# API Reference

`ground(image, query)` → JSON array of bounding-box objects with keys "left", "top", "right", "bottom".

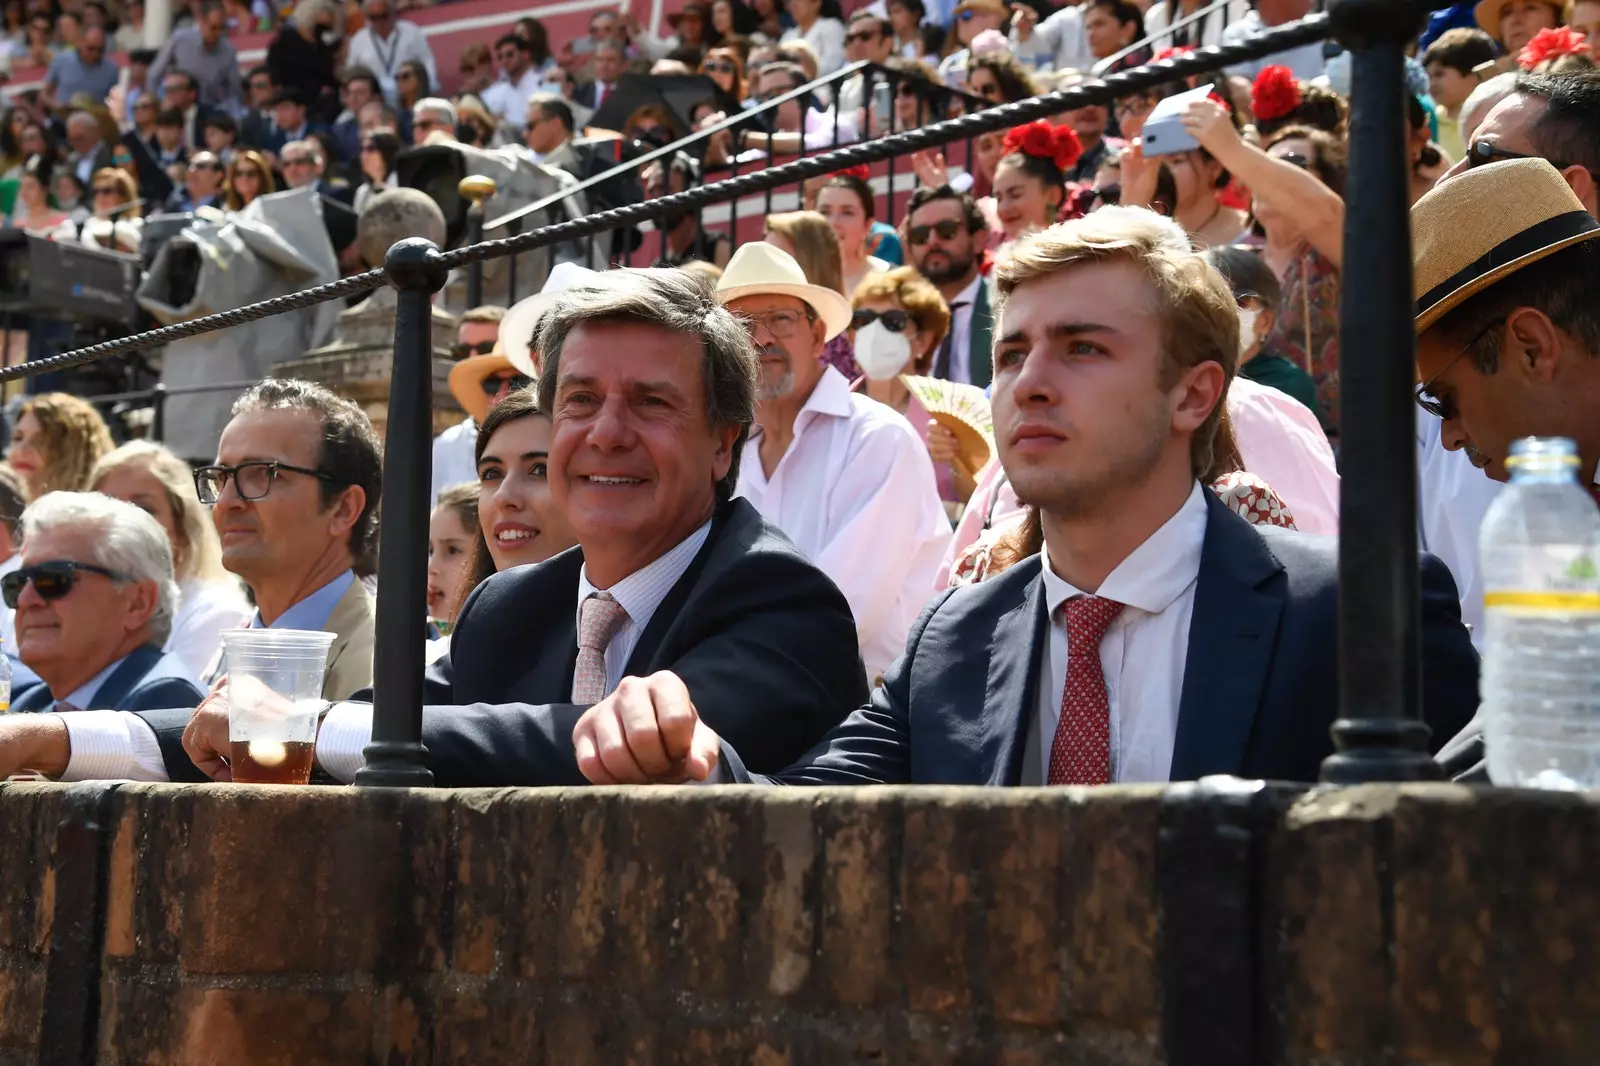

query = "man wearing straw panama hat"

[
  {"left": 1411, "top": 157, "right": 1600, "bottom": 485},
  {"left": 715, "top": 242, "right": 952, "bottom": 683}
]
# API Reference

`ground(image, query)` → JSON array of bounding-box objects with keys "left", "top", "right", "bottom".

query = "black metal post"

[
  {"left": 356, "top": 236, "right": 445, "bottom": 788},
  {"left": 150, "top": 382, "right": 166, "bottom": 442},
  {"left": 1320, "top": 0, "right": 1439, "bottom": 784},
  {"left": 464, "top": 201, "right": 485, "bottom": 309}
]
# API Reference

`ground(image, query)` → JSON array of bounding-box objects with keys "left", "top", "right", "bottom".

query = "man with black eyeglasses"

[
  {"left": 5, "top": 492, "right": 203, "bottom": 716},
  {"left": 188, "top": 380, "right": 381, "bottom": 705},
  {"left": 837, "top": 11, "right": 895, "bottom": 115},
  {"left": 902, "top": 184, "right": 994, "bottom": 389},
  {"left": 1441, "top": 69, "right": 1600, "bottom": 216}
]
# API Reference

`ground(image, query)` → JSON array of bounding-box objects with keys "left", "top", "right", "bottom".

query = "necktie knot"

[
  {"left": 1063, "top": 595, "right": 1124, "bottom": 647},
  {"left": 578, "top": 593, "right": 629, "bottom": 652}
]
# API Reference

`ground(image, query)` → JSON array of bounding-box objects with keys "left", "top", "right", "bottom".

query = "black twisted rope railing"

[{"left": 10, "top": 11, "right": 1329, "bottom": 386}]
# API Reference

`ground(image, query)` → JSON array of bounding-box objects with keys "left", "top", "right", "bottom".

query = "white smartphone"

[{"left": 1140, "top": 83, "right": 1213, "bottom": 157}]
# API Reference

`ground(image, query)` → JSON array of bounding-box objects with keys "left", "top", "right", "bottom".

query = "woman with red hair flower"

[{"left": 990, "top": 119, "right": 1080, "bottom": 248}]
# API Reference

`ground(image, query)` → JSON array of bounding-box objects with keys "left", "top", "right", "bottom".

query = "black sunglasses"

[
  {"left": 703, "top": 59, "right": 736, "bottom": 73},
  {"left": 451, "top": 339, "right": 497, "bottom": 358},
  {"left": 2, "top": 560, "right": 131, "bottom": 609},
  {"left": 481, "top": 372, "right": 532, "bottom": 397},
  {"left": 1414, "top": 321, "right": 1500, "bottom": 422},
  {"left": 851, "top": 308, "right": 912, "bottom": 332},
  {"left": 907, "top": 218, "right": 963, "bottom": 244},
  {"left": 844, "top": 30, "right": 880, "bottom": 43}
]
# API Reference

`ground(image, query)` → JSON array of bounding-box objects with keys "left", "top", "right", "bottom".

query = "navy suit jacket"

[
  {"left": 721, "top": 492, "right": 1481, "bottom": 786},
  {"left": 14, "top": 645, "right": 203, "bottom": 715},
  {"left": 134, "top": 498, "right": 867, "bottom": 785}
]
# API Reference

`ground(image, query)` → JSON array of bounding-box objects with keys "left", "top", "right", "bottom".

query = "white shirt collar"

[
  {"left": 1039, "top": 480, "right": 1208, "bottom": 617},
  {"left": 65, "top": 655, "right": 126, "bottom": 710},
  {"left": 575, "top": 518, "right": 714, "bottom": 629},
  {"left": 953, "top": 271, "right": 982, "bottom": 308}
]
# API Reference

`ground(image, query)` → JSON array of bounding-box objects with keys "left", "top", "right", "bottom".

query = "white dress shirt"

[
  {"left": 431, "top": 416, "right": 479, "bottom": 507},
  {"left": 1222, "top": 12, "right": 1328, "bottom": 82},
  {"left": 1021, "top": 481, "right": 1208, "bottom": 785},
  {"left": 481, "top": 68, "right": 544, "bottom": 124},
  {"left": 943, "top": 272, "right": 983, "bottom": 388},
  {"left": 783, "top": 18, "right": 847, "bottom": 75},
  {"left": 1009, "top": 6, "right": 1094, "bottom": 75},
  {"left": 1416, "top": 409, "right": 1501, "bottom": 650},
  {"left": 1142, "top": 0, "right": 1251, "bottom": 51},
  {"left": 736, "top": 366, "right": 951, "bottom": 680},
  {"left": 164, "top": 576, "right": 251, "bottom": 681},
  {"left": 1226, "top": 376, "right": 1340, "bottom": 537},
  {"left": 344, "top": 19, "right": 437, "bottom": 104}
]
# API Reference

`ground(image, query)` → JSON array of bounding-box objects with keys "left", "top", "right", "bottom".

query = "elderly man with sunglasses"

[
  {"left": 1441, "top": 69, "right": 1600, "bottom": 216},
  {"left": 6, "top": 493, "right": 202, "bottom": 716}
]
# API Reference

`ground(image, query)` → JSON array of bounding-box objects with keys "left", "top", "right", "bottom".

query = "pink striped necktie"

[{"left": 572, "top": 592, "right": 629, "bottom": 705}]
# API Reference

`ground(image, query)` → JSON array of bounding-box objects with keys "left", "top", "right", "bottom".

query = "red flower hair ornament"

[
  {"left": 1001, "top": 119, "right": 1082, "bottom": 172},
  {"left": 1153, "top": 45, "right": 1194, "bottom": 62},
  {"left": 832, "top": 163, "right": 871, "bottom": 181},
  {"left": 1250, "top": 65, "right": 1302, "bottom": 122},
  {"left": 1519, "top": 26, "right": 1589, "bottom": 70}
]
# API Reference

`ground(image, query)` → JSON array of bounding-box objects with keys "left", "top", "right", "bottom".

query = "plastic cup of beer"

[{"left": 220, "top": 629, "right": 334, "bottom": 784}]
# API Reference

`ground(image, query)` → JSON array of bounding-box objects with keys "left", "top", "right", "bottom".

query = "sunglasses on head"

[
  {"left": 907, "top": 218, "right": 963, "bottom": 244},
  {"left": 851, "top": 308, "right": 912, "bottom": 332},
  {"left": 482, "top": 372, "right": 532, "bottom": 396},
  {"left": 1, "top": 560, "right": 130, "bottom": 609}
]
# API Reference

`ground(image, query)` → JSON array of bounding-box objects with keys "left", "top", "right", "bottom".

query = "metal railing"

[
  {"left": 463, "top": 60, "right": 985, "bottom": 305},
  {"left": 0, "top": 4, "right": 1439, "bottom": 788}
]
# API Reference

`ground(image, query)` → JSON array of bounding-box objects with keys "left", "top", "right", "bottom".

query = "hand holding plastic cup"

[{"left": 220, "top": 629, "right": 334, "bottom": 784}]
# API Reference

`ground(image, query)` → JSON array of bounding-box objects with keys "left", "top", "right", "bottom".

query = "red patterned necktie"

[
  {"left": 573, "top": 592, "right": 629, "bottom": 705},
  {"left": 1047, "top": 595, "right": 1126, "bottom": 786}
]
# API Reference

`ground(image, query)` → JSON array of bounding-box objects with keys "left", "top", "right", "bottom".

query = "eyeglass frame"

[
  {"left": 193, "top": 460, "right": 340, "bottom": 505},
  {"left": 1413, "top": 320, "right": 1503, "bottom": 422},
  {"left": 736, "top": 306, "right": 817, "bottom": 339},
  {"left": 1, "top": 559, "right": 134, "bottom": 609}
]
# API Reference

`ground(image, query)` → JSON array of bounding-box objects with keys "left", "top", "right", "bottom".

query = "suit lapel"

[
  {"left": 88, "top": 646, "right": 163, "bottom": 711},
  {"left": 981, "top": 562, "right": 1048, "bottom": 785},
  {"left": 523, "top": 549, "right": 584, "bottom": 702},
  {"left": 1168, "top": 494, "right": 1286, "bottom": 780},
  {"left": 624, "top": 507, "right": 730, "bottom": 678},
  {"left": 969, "top": 279, "right": 993, "bottom": 391},
  {"left": 321, "top": 580, "right": 369, "bottom": 680}
]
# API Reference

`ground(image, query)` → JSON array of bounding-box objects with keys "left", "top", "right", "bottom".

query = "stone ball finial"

[{"left": 357, "top": 187, "right": 447, "bottom": 270}]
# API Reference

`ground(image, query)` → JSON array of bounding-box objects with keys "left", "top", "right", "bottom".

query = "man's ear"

[
  {"left": 1561, "top": 163, "right": 1599, "bottom": 217},
  {"left": 1505, "top": 305, "right": 1565, "bottom": 384}
]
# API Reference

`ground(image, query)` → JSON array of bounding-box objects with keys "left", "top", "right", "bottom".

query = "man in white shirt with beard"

[{"left": 717, "top": 243, "right": 951, "bottom": 682}]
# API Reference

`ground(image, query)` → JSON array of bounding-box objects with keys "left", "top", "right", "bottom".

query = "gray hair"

[
  {"left": 1460, "top": 71, "right": 1517, "bottom": 144},
  {"left": 534, "top": 268, "right": 758, "bottom": 503},
  {"left": 413, "top": 96, "right": 457, "bottom": 127},
  {"left": 21, "top": 491, "right": 179, "bottom": 646}
]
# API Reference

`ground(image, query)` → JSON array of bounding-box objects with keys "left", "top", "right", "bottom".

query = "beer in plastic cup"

[{"left": 221, "top": 629, "right": 335, "bottom": 784}]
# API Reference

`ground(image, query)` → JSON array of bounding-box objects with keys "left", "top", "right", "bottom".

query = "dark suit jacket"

[
  {"left": 186, "top": 104, "right": 225, "bottom": 156},
  {"left": 721, "top": 492, "right": 1481, "bottom": 785},
  {"left": 135, "top": 499, "right": 867, "bottom": 785},
  {"left": 14, "top": 645, "right": 203, "bottom": 714},
  {"left": 968, "top": 276, "right": 993, "bottom": 391}
]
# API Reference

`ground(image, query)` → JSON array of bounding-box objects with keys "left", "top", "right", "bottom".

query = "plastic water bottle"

[{"left": 1480, "top": 437, "right": 1600, "bottom": 788}]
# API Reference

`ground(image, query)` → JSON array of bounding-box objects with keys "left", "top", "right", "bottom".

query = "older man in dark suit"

[
  {"left": 0, "top": 270, "right": 866, "bottom": 784},
  {"left": 7, "top": 493, "right": 203, "bottom": 717},
  {"left": 571, "top": 210, "right": 1480, "bottom": 787}
]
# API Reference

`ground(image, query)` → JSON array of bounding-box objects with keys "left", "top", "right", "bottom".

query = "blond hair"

[
  {"left": 851, "top": 266, "right": 952, "bottom": 374},
  {"left": 15, "top": 393, "right": 115, "bottom": 499},
  {"left": 91, "top": 440, "right": 229, "bottom": 585},
  {"left": 765, "top": 210, "right": 845, "bottom": 295},
  {"left": 994, "top": 207, "right": 1240, "bottom": 478}
]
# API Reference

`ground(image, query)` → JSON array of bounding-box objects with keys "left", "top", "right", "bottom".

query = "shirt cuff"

[
  {"left": 315, "top": 701, "right": 374, "bottom": 784},
  {"left": 59, "top": 710, "right": 170, "bottom": 782}
]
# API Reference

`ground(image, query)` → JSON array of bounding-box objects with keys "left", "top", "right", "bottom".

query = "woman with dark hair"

[
  {"left": 267, "top": 0, "right": 342, "bottom": 124},
  {"left": 1084, "top": 0, "right": 1150, "bottom": 72},
  {"left": 963, "top": 51, "right": 1036, "bottom": 105},
  {"left": 5, "top": 157, "right": 66, "bottom": 234},
  {"left": 450, "top": 391, "right": 579, "bottom": 620},
  {"left": 711, "top": 0, "right": 761, "bottom": 39},
  {"left": 886, "top": 0, "right": 927, "bottom": 58},
  {"left": 990, "top": 119, "right": 1078, "bottom": 247},
  {"left": 0, "top": 107, "right": 24, "bottom": 176},
  {"left": 749, "top": 0, "right": 792, "bottom": 40},
  {"left": 781, "top": 0, "right": 845, "bottom": 74},
  {"left": 353, "top": 128, "right": 401, "bottom": 214},
  {"left": 700, "top": 44, "right": 747, "bottom": 110},
  {"left": 224, "top": 149, "right": 277, "bottom": 210},
  {"left": 816, "top": 172, "right": 890, "bottom": 296},
  {"left": 516, "top": 16, "right": 557, "bottom": 76},
  {"left": 395, "top": 59, "right": 431, "bottom": 115}
]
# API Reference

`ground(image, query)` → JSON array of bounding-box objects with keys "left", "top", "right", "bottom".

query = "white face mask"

[
  {"left": 1237, "top": 306, "right": 1258, "bottom": 357},
  {"left": 853, "top": 319, "right": 913, "bottom": 380}
]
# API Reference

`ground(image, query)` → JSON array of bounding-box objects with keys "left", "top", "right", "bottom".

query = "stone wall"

[{"left": 0, "top": 780, "right": 1596, "bottom": 1064}]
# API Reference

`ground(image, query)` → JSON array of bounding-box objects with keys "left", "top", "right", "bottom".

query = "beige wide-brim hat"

[
  {"left": 448, "top": 349, "right": 514, "bottom": 422},
  {"left": 1474, "top": 0, "right": 1562, "bottom": 43},
  {"left": 714, "top": 242, "right": 853, "bottom": 341},
  {"left": 501, "top": 262, "right": 602, "bottom": 378},
  {"left": 1412, "top": 157, "right": 1600, "bottom": 334}
]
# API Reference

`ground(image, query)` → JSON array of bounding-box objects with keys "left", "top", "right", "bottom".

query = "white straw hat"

[
  {"left": 500, "top": 262, "right": 601, "bottom": 378},
  {"left": 714, "top": 242, "right": 854, "bottom": 341}
]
